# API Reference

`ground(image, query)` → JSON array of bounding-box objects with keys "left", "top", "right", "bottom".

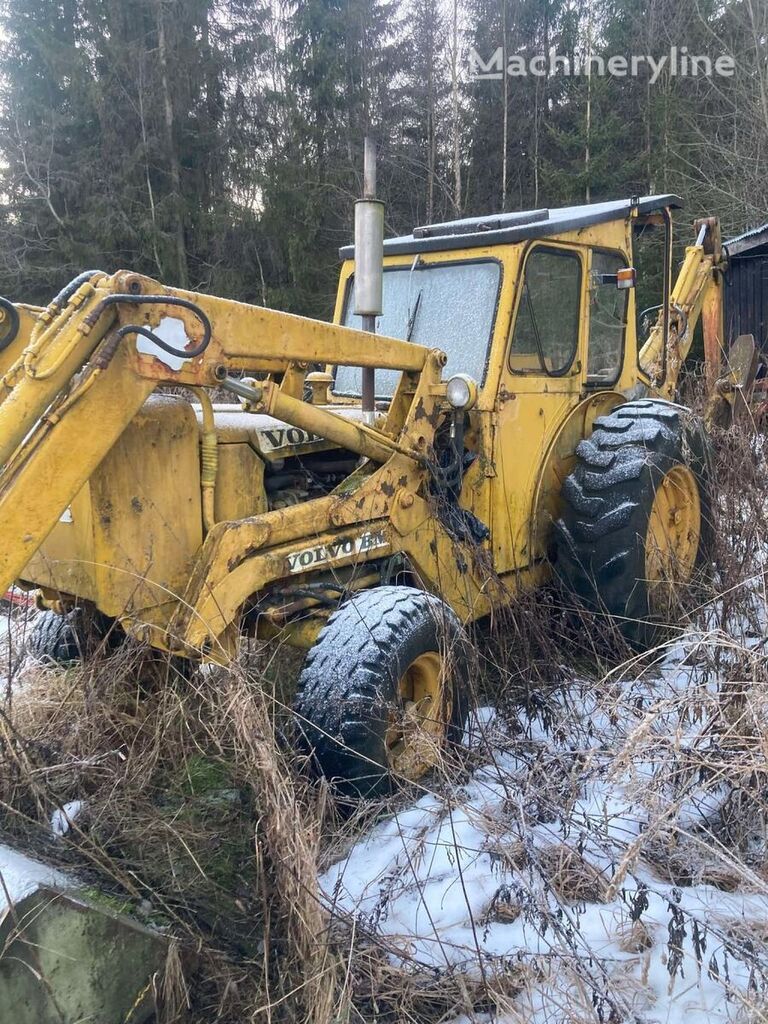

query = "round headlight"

[{"left": 446, "top": 373, "right": 478, "bottom": 411}]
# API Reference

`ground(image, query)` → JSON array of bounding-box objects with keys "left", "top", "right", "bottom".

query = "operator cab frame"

[{"left": 332, "top": 194, "right": 680, "bottom": 408}]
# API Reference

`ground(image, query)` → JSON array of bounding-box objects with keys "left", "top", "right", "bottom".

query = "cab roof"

[{"left": 339, "top": 194, "right": 683, "bottom": 259}]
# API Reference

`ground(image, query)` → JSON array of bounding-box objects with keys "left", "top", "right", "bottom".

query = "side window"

[
  {"left": 509, "top": 247, "right": 581, "bottom": 375},
  {"left": 587, "top": 251, "right": 627, "bottom": 385}
]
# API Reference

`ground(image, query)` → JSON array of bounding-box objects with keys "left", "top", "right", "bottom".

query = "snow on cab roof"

[{"left": 339, "top": 194, "right": 683, "bottom": 259}]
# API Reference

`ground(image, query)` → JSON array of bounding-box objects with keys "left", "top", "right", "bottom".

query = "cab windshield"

[{"left": 334, "top": 258, "right": 501, "bottom": 398}]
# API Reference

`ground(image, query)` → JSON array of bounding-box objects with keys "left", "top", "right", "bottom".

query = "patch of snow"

[
  {"left": 322, "top": 617, "right": 768, "bottom": 1021},
  {"left": 461, "top": 705, "right": 506, "bottom": 748},
  {"left": 0, "top": 843, "right": 70, "bottom": 908},
  {"left": 51, "top": 800, "right": 87, "bottom": 838}
]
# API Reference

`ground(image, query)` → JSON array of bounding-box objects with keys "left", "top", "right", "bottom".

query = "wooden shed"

[{"left": 724, "top": 224, "right": 768, "bottom": 352}]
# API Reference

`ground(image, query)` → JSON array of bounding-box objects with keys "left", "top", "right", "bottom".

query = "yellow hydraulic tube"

[
  {"left": 193, "top": 387, "right": 218, "bottom": 534},
  {"left": 24, "top": 277, "right": 105, "bottom": 380},
  {"left": 258, "top": 380, "right": 417, "bottom": 465}
]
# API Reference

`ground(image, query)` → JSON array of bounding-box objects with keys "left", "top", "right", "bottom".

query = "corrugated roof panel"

[{"left": 724, "top": 223, "right": 768, "bottom": 257}]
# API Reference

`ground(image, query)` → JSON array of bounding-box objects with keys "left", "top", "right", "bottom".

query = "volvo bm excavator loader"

[{"left": 0, "top": 193, "right": 743, "bottom": 799}]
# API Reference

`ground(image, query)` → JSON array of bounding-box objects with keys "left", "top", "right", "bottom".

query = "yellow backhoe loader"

[
  {"left": 3, "top": 177, "right": 759, "bottom": 1024},
  {"left": 0, "top": 192, "right": 745, "bottom": 800}
]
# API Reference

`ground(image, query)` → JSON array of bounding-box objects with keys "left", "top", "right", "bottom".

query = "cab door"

[{"left": 491, "top": 242, "right": 588, "bottom": 575}]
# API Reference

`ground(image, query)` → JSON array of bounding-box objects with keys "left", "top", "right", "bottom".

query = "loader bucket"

[{"left": 0, "top": 844, "right": 167, "bottom": 1024}]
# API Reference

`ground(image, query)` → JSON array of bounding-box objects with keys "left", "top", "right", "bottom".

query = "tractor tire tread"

[
  {"left": 294, "top": 585, "right": 468, "bottom": 798},
  {"left": 554, "top": 398, "right": 713, "bottom": 646}
]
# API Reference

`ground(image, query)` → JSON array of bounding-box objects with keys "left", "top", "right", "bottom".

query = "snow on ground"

[
  {"left": 321, "top": 630, "right": 768, "bottom": 1023},
  {"left": 0, "top": 597, "right": 37, "bottom": 691},
  {"left": 0, "top": 601, "right": 67, "bottom": 913},
  {"left": 0, "top": 843, "right": 70, "bottom": 908}
]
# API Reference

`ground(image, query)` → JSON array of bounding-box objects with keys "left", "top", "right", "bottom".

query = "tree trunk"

[
  {"left": 156, "top": 0, "right": 188, "bottom": 289},
  {"left": 451, "top": 0, "right": 461, "bottom": 215}
]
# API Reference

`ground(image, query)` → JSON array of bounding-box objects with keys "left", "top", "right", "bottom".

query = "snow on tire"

[
  {"left": 554, "top": 398, "right": 714, "bottom": 647},
  {"left": 293, "top": 585, "right": 470, "bottom": 799}
]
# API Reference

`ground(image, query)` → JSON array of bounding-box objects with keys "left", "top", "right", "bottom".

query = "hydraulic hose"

[
  {"left": 86, "top": 293, "right": 212, "bottom": 362},
  {"left": 29, "top": 292, "right": 212, "bottom": 381},
  {"left": 192, "top": 387, "right": 218, "bottom": 533},
  {"left": 52, "top": 270, "right": 104, "bottom": 310}
]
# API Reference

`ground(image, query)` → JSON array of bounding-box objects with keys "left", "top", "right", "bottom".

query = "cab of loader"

[{"left": 330, "top": 195, "right": 683, "bottom": 575}]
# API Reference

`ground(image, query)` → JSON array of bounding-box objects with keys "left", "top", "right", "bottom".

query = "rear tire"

[
  {"left": 27, "top": 608, "right": 123, "bottom": 665},
  {"left": 294, "top": 585, "right": 469, "bottom": 799},
  {"left": 554, "top": 399, "right": 713, "bottom": 647}
]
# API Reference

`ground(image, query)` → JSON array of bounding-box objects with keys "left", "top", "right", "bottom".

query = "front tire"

[
  {"left": 554, "top": 399, "right": 713, "bottom": 646},
  {"left": 294, "top": 586, "right": 469, "bottom": 799}
]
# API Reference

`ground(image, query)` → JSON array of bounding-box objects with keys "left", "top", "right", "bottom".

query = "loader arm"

[
  {"left": 0, "top": 270, "right": 443, "bottom": 602},
  {"left": 639, "top": 217, "right": 725, "bottom": 397}
]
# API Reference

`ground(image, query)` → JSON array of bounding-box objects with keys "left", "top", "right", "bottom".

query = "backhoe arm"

[
  {"left": 639, "top": 218, "right": 725, "bottom": 398},
  {"left": 0, "top": 270, "right": 439, "bottom": 601}
]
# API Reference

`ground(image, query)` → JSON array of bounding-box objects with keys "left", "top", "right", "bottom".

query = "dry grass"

[
  {"left": 1, "top": 637, "right": 342, "bottom": 1022},
  {"left": 1, "top": 411, "right": 768, "bottom": 1022}
]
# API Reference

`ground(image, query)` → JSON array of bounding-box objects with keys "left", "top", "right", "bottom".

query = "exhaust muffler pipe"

[{"left": 354, "top": 136, "right": 384, "bottom": 425}]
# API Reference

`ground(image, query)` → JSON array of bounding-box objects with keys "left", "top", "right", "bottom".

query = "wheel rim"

[
  {"left": 386, "top": 651, "right": 449, "bottom": 780},
  {"left": 644, "top": 464, "right": 701, "bottom": 602}
]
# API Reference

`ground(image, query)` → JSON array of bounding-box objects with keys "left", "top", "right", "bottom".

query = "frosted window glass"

[{"left": 335, "top": 260, "right": 500, "bottom": 398}]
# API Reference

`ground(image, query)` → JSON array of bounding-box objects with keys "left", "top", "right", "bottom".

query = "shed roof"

[{"left": 724, "top": 223, "right": 768, "bottom": 257}]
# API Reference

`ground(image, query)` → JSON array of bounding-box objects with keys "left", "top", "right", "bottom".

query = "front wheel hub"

[{"left": 386, "top": 651, "right": 449, "bottom": 780}]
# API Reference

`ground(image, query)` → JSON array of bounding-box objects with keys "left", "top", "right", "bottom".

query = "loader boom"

[
  {"left": 0, "top": 196, "right": 744, "bottom": 666},
  {"left": 0, "top": 270, "right": 441, "bottom": 606}
]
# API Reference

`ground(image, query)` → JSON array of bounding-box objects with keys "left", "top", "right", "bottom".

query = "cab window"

[
  {"left": 335, "top": 258, "right": 501, "bottom": 398},
  {"left": 587, "top": 251, "right": 627, "bottom": 385},
  {"left": 509, "top": 247, "right": 581, "bottom": 375}
]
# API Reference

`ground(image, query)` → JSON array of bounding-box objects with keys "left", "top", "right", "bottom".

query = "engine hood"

[{"left": 198, "top": 403, "right": 365, "bottom": 461}]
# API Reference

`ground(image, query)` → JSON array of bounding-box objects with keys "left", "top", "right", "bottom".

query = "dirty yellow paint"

[{"left": 2, "top": 201, "right": 724, "bottom": 659}]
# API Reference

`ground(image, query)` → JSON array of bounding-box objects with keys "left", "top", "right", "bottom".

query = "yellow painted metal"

[
  {"left": 0, "top": 200, "right": 725, "bottom": 663},
  {"left": 105, "top": 272, "right": 429, "bottom": 384},
  {"left": 256, "top": 615, "right": 327, "bottom": 649},
  {"left": 0, "top": 284, "right": 115, "bottom": 468},
  {"left": 639, "top": 240, "right": 724, "bottom": 398},
  {"left": 531, "top": 391, "right": 624, "bottom": 561},
  {"left": 212, "top": 442, "right": 267, "bottom": 522},
  {"left": 387, "top": 650, "right": 446, "bottom": 780},
  {"left": 0, "top": 344, "right": 156, "bottom": 593},
  {"left": 22, "top": 396, "right": 202, "bottom": 619},
  {"left": 0, "top": 304, "right": 40, "bottom": 379},
  {"left": 193, "top": 388, "right": 218, "bottom": 533},
  {"left": 258, "top": 379, "right": 415, "bottom": 464},
  {"left": 644, "top": 464, "right": 701, "bottom": 592}
]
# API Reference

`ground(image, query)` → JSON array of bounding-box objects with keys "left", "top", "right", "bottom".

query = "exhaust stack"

[{"left": 354, "top": 136, "right": 384, "bottom": 424}]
